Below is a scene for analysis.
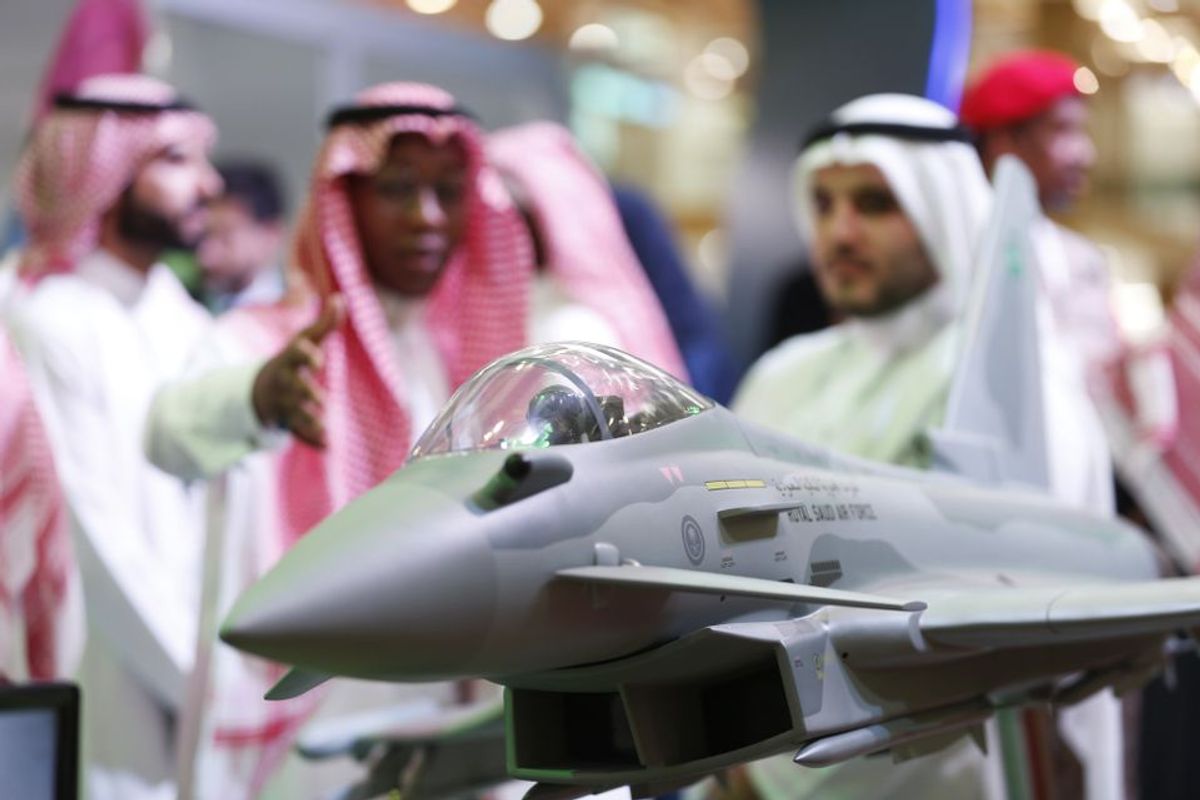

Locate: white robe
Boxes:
[1032,219,1117,514]
[735,299,959,468]
[6,250,211,800]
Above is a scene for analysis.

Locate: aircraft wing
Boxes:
[555,565,1200,661]
[556,565,1200,651]
[555,565,924,611]
[918,576,1200,649]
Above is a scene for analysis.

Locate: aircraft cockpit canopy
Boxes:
[410,342,712,459]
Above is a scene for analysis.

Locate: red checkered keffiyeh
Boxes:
[0,331,75,681]
[488,121,688,379]
[16,73,215,282]
[211,84,532,793]
[228,82,532,544]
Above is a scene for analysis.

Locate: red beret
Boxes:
[959,50,1081,131]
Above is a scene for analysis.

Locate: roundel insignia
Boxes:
[681,516,705,565]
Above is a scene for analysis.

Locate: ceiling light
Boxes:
[1073,0,1105,20]
[485,0,543,42]
[703,37,749,77]
[568,23,619,52]
[1074,66,1100,94]
[699,52,739,82]
[407,0,457,13]
[1136,19,1175,63]
[1098,0,1144,44]
[1172,41,1200,83]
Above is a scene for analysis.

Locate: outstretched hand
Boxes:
[252,295,345,448]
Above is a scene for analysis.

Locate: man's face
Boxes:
[809,163,939,318]
[996,96,1095,212]
[196,197,282,294]
[118,137,222,251]
[348,133,470,296]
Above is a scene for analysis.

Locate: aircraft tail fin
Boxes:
[927,155,1050,490]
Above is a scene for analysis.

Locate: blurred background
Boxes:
[2,0,1198,368]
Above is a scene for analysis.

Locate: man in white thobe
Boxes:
[4,74,221,800]
[736,94,990,467]
[727,93,995,799]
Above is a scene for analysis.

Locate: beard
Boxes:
[115,188,198,252]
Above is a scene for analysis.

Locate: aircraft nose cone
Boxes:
[221,475,497,680]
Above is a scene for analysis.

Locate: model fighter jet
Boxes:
[222,338,1200,796]
[221,161,1200,799]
